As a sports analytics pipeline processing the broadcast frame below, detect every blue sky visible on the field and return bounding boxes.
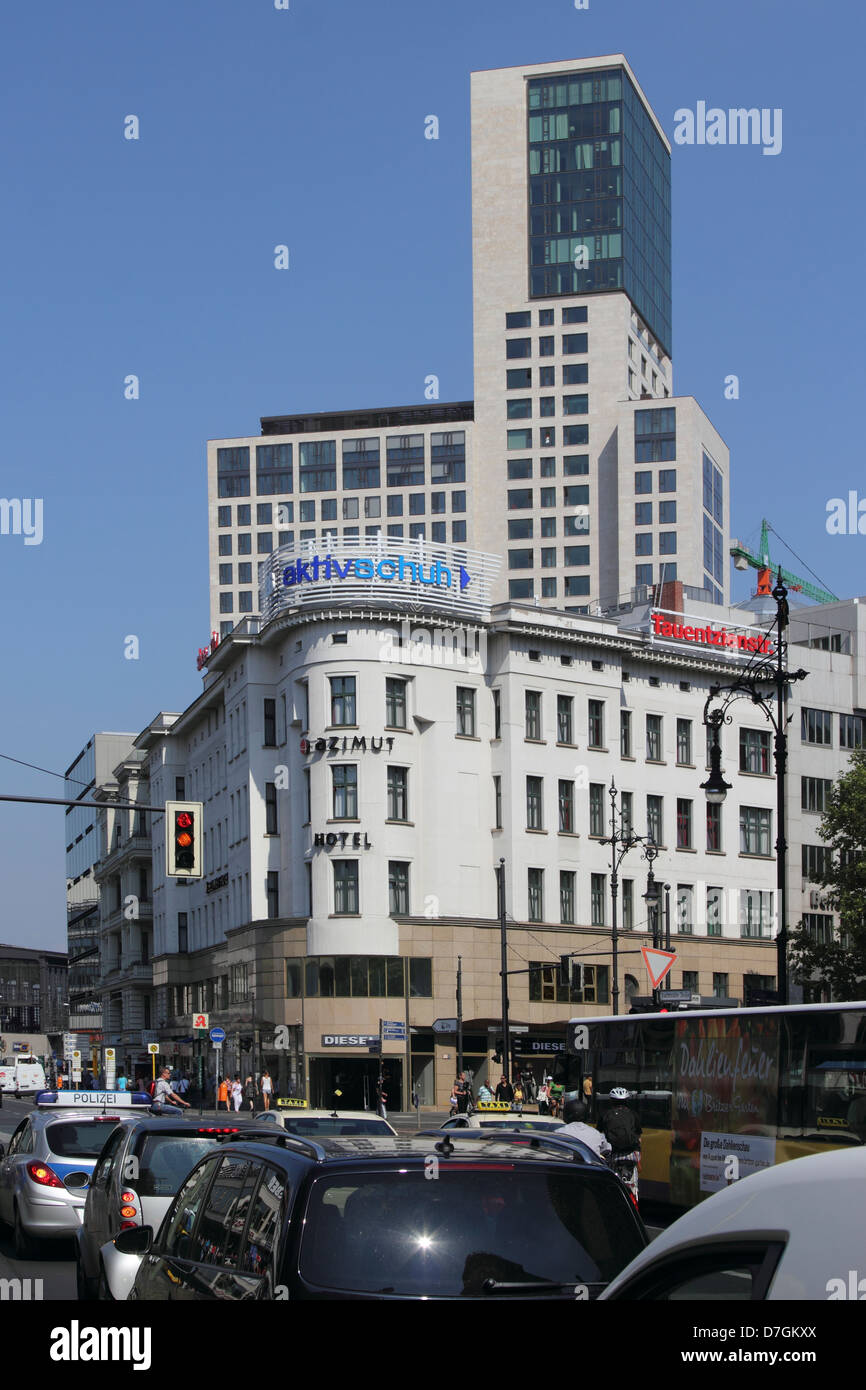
[1,0,863,950]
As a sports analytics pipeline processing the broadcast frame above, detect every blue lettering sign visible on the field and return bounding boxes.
[280,552,472,593]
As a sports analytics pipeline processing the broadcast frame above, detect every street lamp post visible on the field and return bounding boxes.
[642,845,662,1008]
[700,576,808,1006]
[601,780,646,1015]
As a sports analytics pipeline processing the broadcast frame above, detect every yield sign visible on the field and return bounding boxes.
[641,946,677,989]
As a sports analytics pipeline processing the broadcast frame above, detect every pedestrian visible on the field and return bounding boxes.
[260,1069,273,1111]
[175,1074,190,1099]
[455,1072,472,1115]
[154,1067,190,1110]
[558,1098,611,1161]
[244,1075,257,1112]
[582,1073,594,1119]
[477,1079,494,1106]
[231,1074,243,1112]
[376,1075,388,1120]
[217,1076,230,1112]
[511,1080,524,1113]
[449,1080,460,1116]
[115,1071,128,1092]
[548,1077,564,1119]
[494,1074,514,1105]
[537,1078,550,1115]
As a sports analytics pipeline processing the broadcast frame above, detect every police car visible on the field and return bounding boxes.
[0,1090,152,1258]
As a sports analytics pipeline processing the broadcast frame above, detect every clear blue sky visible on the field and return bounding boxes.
[1,0,863,951]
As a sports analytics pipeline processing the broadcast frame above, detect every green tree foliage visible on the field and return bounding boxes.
[789,749,866,999]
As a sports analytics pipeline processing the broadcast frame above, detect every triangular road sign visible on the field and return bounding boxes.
[641,946,677,989]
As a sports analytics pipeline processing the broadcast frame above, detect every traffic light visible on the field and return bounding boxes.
[560,955,572,986]
[492,1038,503,1063]
[165,801,203,878]
[511,1035,523,1056]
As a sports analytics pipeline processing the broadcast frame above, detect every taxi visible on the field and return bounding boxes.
[253,1106,397,1137]
[0,1090,152,1258]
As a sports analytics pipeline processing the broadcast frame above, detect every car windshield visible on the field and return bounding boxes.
[134,1135,222,1196]
[47,1121,120,1158]
[299,1168,641,1296]
[478,1119,562,1131]
[281,1117,392,1136]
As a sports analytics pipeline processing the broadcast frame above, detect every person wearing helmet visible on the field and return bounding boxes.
[558,1096,611,1161]
[600,1087,642,1201]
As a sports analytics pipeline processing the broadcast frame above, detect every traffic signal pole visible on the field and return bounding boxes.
[498,859,510,1083]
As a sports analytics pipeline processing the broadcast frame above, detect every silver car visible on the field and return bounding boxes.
[0,1096,134,1257]
[76,1113,238,1298]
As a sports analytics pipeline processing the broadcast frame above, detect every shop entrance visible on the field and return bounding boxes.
[309,1056,403,1112]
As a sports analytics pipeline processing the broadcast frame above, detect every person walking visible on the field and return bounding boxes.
[231,1075,243,1112]
[582,1074,594,1119]
[115,1071,128,1093]
[375,1075,388,1120]
[455,1072,472,1115]
[494,1074,514,1105]
[260,1069,273,1111]
[558,1098,612,1161]
[244,1075,257,1112]
[537,1078,550,1115]
[511,1080,525,1114]
[217,1076,230,1112]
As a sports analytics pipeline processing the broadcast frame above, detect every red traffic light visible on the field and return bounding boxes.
[176,812,193,829]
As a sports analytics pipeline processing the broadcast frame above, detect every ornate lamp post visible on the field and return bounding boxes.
[700,576,808,1006]
[601,779,647,1015]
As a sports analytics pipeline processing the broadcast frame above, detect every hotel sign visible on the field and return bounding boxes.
[650,611,775,656]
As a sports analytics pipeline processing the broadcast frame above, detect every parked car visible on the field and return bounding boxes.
[439,1113,565,1134]
[600,1145,866,1301]
[76,1114,240,1298]
[106,1131,647,1300]
[253,1107,397,1137]
[0,1091,151,1257]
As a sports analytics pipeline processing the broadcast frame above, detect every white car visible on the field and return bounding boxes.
[440,1113,565,1133]
[252,1108,397,1137]
[600,1145,866,1301]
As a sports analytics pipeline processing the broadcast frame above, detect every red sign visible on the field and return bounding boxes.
[641,946,677,989]
[651,611,773,655]
[196,631,220,671]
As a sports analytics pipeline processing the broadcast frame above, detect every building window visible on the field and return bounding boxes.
[635,564,653,587]
[510,548,533,569]
[740,728,771,775]
[646,714,662,761]
[385,677,407,729]
[706,886,723,936]
[507,367,532,388]
[635,501,652,526]
[659,532,677,554]
[712,972,729,1000]
[331,765,358,820]
[508,459,532,480]
[802,708,833,746]
[801,777,832,813]
[635,471,652,495]
[635,533,653,556]
[802,913,834,945]
[802,843,831,880]
[329,675,356,726]
[508,488,533,510]
[264,698,277,747]
[452,520,467,543]
[620,878,633,931]
[676,798,692,850]
[386,766,409,822]
[265,783,278,835]
[333,860,359,915]
[591,873,606,926]
[647,795,663,846]
[706,802,722,852]
[740,806,772,856]
[528,868,544,922]
[525,690,542,740]
[676,885,694,935]
[620,710,632,758]
[557,694,573,745]
[620,790,633,837]
[588,699,604,749]
[560,871,575,925]
[562,333,588,354]
[526,776,544,831]
[386,434,425,487]
[658,470,676,492]
[840,714,865,748]
[267,871,279,919]
[506,337,532,359]
[559,779,575,833]
[388,861,409,915]
[493,775,502,829]
[740,889,774,939]
[456,687,476,737]
[676,719,692,765]
[589,782,605,836]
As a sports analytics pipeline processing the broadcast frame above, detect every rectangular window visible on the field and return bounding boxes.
[387,766,409,822]
[539,336,554,357]
[563,333,588,354]
[840,714,865,748]
[333,860,359,915]
[342,438,381,490]
[331,765,358,820]
[507,368,532,388]
[493,774,502,829]
[646,713,662,761]
[740,728,771,774]
[676,798,692,850]
[801,777,832,813]
[509,548,534,570]
[591,873,606,926]
[492,688,501,739]
[509,579,533,600]
[802,844,831,880]
[388,861,409,915]
[588,699,604,748]
[507,429,533,451]
[634,406,676,462]
[506,337,532,358]
[635,471,652,495]
[589,782,605,836]
[217,446,251,498]
[659,531,677,554]
[385,677,407,729]
[563,362,589,384]
[802,708,833,745]
[507,398,532,419]
[635,533,653,555]
[676,718,692,765]
[563,545,590,566]
[560,871,575,925]
[647,794,663,846]
[635,502,652,526]
[620,710,632,758]
[267,871,279,920]
[526,776,544,831]
[621,878,634,931]
[298,439,337,492]
[706,886,723,936]
[506,311,531,329]
[386,434,425,487]
[329,675,356,726]
[265,783,278,835]
[713,972,729,999]
[740,889,774,939]
[557,694,574,745]
[620,790,633,837]
[430,431,466,484]
[676,884,694,935]
[559,779,575,833]
[635,564,653,586]
[508,488,533,510]
[508,518,533,540]
[456,687,476,737]
[706,802,722,852]
[507,459,533,480]
[263,698,277,747]
[525,690,542,740]
[740,806,772,856]
[528,868,544,922]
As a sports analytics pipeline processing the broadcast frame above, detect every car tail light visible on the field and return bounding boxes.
[197,1127,239,1134]
[26,1162,65,1189]
[121,1190,136,1203]
[119,1221,137,1231]
[120,1205,137,1219]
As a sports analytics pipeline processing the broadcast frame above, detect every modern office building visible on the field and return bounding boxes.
[0,941,67,1057]
[64,732,136,1043]
[207,56,729,636]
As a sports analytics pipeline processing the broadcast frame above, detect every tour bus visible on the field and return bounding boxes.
[0,1055,47,1096]
[555,1001,866,1208]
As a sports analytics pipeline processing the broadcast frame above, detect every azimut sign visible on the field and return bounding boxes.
[650,611,774,656]
[261,537,501,621]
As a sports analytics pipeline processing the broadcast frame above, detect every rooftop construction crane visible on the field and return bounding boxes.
[729,519,838,605]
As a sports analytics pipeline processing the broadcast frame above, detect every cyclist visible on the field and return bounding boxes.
[599,1086,642,1202]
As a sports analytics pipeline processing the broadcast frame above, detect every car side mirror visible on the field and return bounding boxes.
[114,1225,153,1256]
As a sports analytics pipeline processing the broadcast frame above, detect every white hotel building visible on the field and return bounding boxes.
[117,537,866,1109]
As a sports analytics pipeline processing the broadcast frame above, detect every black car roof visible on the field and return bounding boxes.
[217,1132,609,1169]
